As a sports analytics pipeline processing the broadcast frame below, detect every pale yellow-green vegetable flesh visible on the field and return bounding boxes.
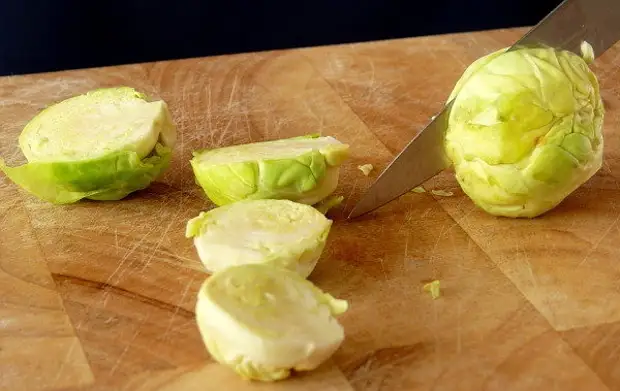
[423,280,441,299]
[431,189,454,197]
[19,88,176,162]
[358,163,373,176]
[411,186,426,193]
[186,199,332,278]
[445,43,604,218]
[313,195,344,215]
[195,264,348,382]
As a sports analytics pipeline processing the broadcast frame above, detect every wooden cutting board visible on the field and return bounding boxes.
[1,27,620,391]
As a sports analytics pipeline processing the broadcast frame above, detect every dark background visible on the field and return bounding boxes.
[0,0,562,77]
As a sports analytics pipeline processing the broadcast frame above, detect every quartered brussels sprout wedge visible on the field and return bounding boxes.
[186,199,332,278]
[445,43,604,218]
[0,87,176,204]
[189,134,349,206]
[195,264,348,382]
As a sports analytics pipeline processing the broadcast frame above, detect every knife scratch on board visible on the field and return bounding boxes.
[101,225,158,307]
[576,212,620,268]
[109,326,142,376]
[227,72,240,110]
[114,228,119,255]
[161,277,195,342]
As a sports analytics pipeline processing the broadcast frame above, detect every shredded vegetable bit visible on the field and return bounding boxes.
[431,189,454,197]
[423,280,441,299]
[314,195,344,215]
[358,164,374,176]
[411,186,426,193]
[580,41,595,64]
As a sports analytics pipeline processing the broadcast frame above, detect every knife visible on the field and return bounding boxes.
[348,0,620,219]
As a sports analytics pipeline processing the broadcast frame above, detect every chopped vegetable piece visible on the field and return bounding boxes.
[314,195,344,215]
[411,186,426,193]
[190,134,349,206]
[195,264,348,382]
[358,164,373,176]
[0,87,176,204]
[431,189,454,197]
[186,199,332,278]
[423,280,441,299]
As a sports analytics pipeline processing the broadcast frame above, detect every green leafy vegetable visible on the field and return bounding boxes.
[195,264,348,382]
[444,42,604,217]
[0,87,176,204]
[190,134,349,206]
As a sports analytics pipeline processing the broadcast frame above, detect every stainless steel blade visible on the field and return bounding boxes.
[348,0,620,219]
[349,102,452,219]
[512,0,620,56]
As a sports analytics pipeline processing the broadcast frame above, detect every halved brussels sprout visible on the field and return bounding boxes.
[190,134,349,206]
[186,199,332,278]
[195,263,348,381]
[0,87,176,203]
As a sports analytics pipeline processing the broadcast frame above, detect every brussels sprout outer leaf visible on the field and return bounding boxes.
[0,143,172,204]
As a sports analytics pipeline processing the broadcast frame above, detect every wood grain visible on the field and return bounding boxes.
[0,27,619,390]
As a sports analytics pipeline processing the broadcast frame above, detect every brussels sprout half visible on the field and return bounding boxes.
[0,87,176,204]
[186,199,332,278]
[190,135,349,206]
[195,263,348,382]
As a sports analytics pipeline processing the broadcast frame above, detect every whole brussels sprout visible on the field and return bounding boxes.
[444,43,604,217]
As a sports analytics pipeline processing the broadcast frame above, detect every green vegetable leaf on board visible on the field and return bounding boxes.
[0,87,176,204]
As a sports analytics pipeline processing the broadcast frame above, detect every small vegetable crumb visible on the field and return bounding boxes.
[580,41,595,64]
[431,189,454,197]
[358,164,374,176]
[411,186,426,193]
[314,195,344,215]
[423,280,441,299]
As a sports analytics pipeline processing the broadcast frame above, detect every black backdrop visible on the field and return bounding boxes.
[0,0,562,76]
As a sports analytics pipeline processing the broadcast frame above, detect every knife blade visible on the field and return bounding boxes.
[348,0,620,219]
